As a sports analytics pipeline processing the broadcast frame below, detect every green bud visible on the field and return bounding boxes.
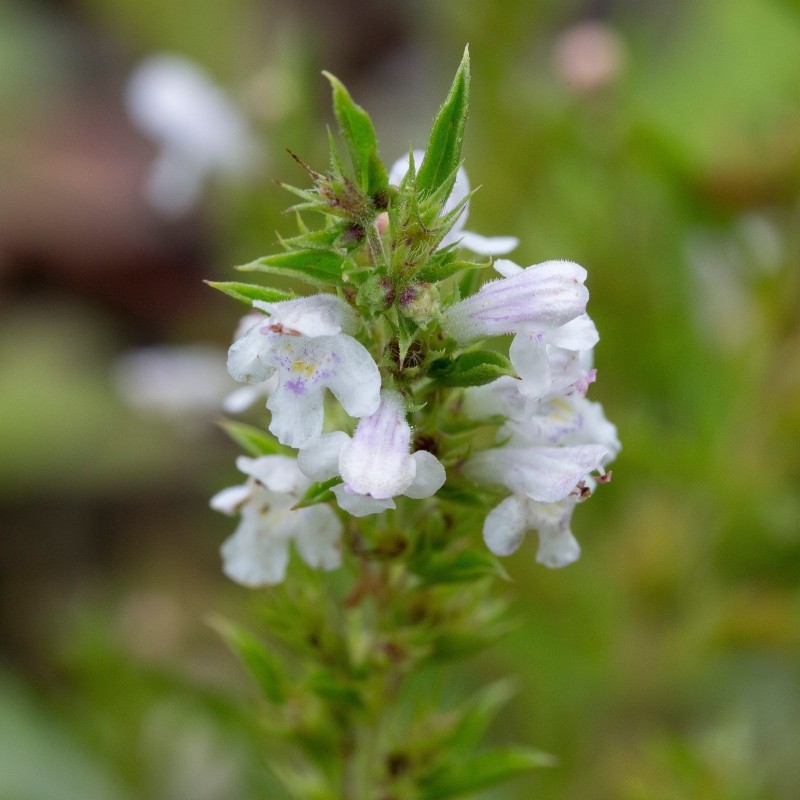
[356,273,396,312]
[398,282,440,325]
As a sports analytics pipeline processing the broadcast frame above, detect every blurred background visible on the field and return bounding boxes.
[2,0,800,797]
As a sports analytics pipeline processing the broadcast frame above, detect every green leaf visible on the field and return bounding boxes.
[412,548,506,584]
[429,350,516,387]
[218,420,291,457]
[416,257,486,283]
[416,46,470,200]
[205,281,294,306]
[308,670,363,708]
[210,617,288,704]
[323,71,388,199]
[420,746,555,799]
[238,249,346,287]
[277,224,347,251]
[292,477,340,509]
[446,679,518,753]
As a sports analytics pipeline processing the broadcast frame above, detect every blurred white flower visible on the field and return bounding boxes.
[113,344,232,417]
[126,53,259,217]
[211,455,342,586]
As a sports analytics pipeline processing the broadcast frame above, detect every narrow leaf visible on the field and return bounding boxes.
[446,679,519,753]
[417,258,486,283]
[238,249,346,287]
[218,420,291,457]
[413,549,506,584]
[293,477,340,509]
[421,747,555,799]
[205,281,293,306]
[416,47,470,199]
[429,350,516,388]
[323,71,389,198]
[210,617,288,704]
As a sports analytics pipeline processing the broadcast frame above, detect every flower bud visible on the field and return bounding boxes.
[398,282,440,325]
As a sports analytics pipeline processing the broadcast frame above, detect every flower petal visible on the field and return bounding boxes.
[332,484,395,516]
[292,506,343,571]
[323,336,382,419]
[508,333,551,399]
[404,450,446,499]
[524,499,581,568]
[221,520,290,586]
[483,495,530,556]
[227,322,277,384]
[548,314,599,351]
[339,391,415,499]
[254,294,357,337]
[209,483,250,515]
[235,455,307,497]
[458,231,519,256]
[297,432,350,481]
[442,260,589,343]
[267,384,324,449]
[466,443,608,503]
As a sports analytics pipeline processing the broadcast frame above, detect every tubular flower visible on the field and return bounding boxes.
[466,386,619,568]
[441,259,589,345]
[226,294,381,448]
[210,455,343,586]
[298,390,446,517]
[388,151,519,256]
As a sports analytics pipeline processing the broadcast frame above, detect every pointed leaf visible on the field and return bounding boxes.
[416,258,486,284]
[210,617,288,704]
[218,420,291,457]
[205,281,294,306]
[292,477,340,509]
[429,350,515,387]
[420,746,555,799]
[323,71,388,199]
[412,548,507,584]
[238,250,346,287]
[446,679,518,753]
[416,47,470,199]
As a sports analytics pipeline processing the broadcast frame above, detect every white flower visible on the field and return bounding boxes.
[388,151,518,256]
[484,494,582,568]
[226,295,381,448]
[298,390,446,517]
[466,440,609,504]
[125,53,258,217]
[210,455,342,586]
[112,344,232,416]
[441,259,589,345]
[467,387,619,568]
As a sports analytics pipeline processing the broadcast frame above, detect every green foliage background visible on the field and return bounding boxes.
[1,0,799,798]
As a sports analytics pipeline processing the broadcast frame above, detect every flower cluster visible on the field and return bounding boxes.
[211,53,618,586]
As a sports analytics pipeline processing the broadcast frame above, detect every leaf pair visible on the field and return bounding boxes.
[326,45,471,206]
